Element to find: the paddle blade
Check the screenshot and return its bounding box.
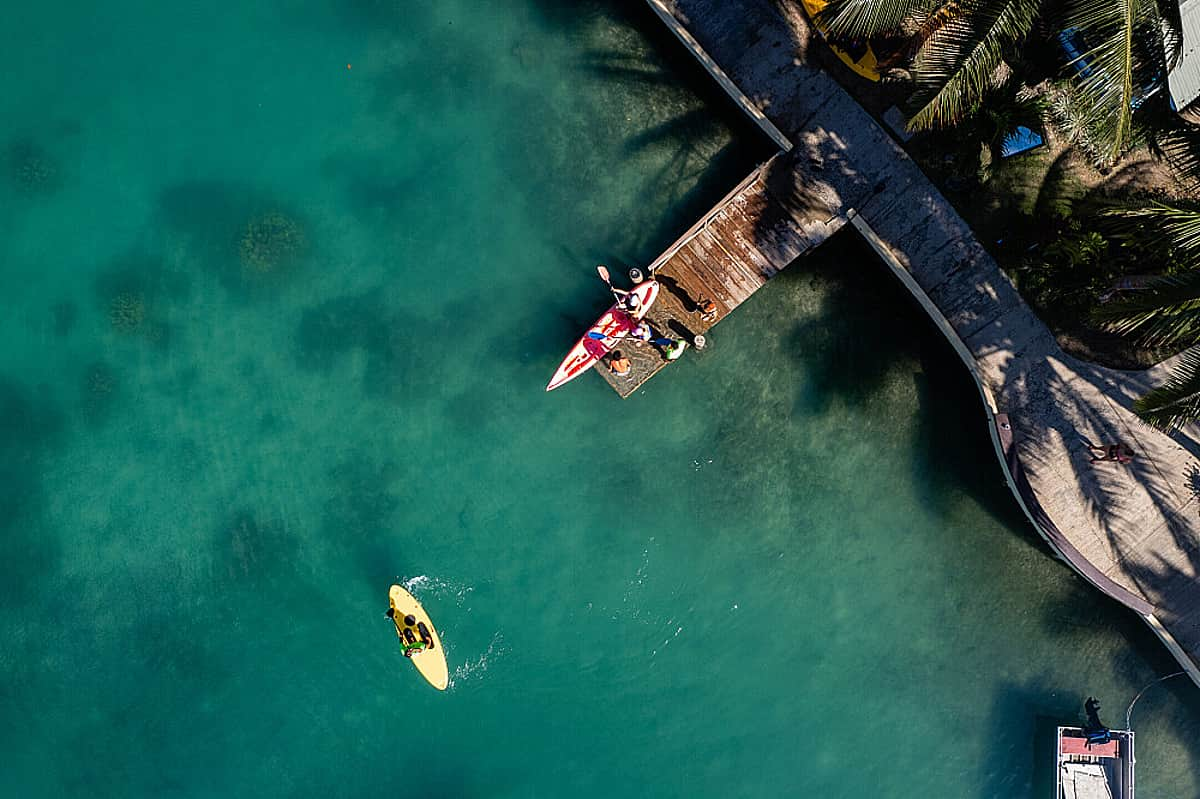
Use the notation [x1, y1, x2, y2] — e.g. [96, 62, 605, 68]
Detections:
[596, 265, 611, 284]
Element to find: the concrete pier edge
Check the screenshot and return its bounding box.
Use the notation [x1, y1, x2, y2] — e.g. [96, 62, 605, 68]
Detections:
[644, 0, 792, 152]
[851, 211, 1200, 688]
[643, 0, 1200, 687]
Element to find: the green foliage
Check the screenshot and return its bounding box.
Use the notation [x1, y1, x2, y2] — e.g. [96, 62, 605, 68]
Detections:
[1147, 120, 1200, 192]
[1105, 202, 1200, 273]
[1055, 0, 1166, 164]
[814, 0, 1200, 419]
[1097, 203, 1200, 344]
[1133, 346, 1200, 428]
[907, 0, 1042, 131]
[1093, 202, 1200, 427]
[973, 76, 1047, 163]
[1014, 214, 1119, 324]
[814, 0, 1176, 161]
[906, 75, 1046, 189]
[1044, 227, 1108, 267]
[238, 212, 306, 274]
[821, 0, 937, 38]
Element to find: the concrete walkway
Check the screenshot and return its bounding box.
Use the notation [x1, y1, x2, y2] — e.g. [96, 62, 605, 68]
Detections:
[649, 0, 1200, 682]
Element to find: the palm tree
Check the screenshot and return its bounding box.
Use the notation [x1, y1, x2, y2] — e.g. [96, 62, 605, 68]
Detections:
[812, 0, 1200, 425]
[1094, 201, 1200, 428]
[816, 0, 1179, 164]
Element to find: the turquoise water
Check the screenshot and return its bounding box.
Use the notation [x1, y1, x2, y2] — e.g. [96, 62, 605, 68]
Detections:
[2, 1, 1199, 796]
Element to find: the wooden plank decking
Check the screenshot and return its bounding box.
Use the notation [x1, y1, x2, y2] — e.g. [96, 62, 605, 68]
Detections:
[598, 150, 847, 397]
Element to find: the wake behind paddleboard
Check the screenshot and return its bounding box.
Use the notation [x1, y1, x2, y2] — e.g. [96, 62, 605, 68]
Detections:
[389, 584, 449, 690]
[546, 280, 660, 391]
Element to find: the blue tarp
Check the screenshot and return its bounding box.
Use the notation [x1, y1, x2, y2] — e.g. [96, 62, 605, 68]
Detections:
[1059, 27, 1168, 110]
[1001, 126, 1044, 158]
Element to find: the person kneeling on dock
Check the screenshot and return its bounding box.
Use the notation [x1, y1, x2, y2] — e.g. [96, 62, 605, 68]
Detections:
[609, 350, 632, 377]
[663, 338, 688, 361]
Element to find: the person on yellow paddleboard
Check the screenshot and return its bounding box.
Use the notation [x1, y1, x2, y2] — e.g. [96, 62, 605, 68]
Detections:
[387, 608, 436, 657]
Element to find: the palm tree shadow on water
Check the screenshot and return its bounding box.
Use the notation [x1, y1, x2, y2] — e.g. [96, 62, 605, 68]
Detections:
[593, 134, 754, 269]
[775, 228, 1034, 528]
[579, 50, 683, 91]
[698, 0, 1200, 609]
[529, 0, 668, 36]
[780, 230, 918, 414]
[541, 0, 773, 267]
[791, 234, 1200, 790]
[574, 89, 769, 267]
[907, 346, 1033, 529]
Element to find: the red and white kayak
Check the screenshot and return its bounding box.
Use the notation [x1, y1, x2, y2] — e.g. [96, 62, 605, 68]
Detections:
[546, 280, 660, 391]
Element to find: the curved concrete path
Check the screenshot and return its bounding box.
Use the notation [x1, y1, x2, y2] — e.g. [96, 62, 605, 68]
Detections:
[648, 0, 1200, 683]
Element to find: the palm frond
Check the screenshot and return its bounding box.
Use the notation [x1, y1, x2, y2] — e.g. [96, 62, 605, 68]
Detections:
[1157, 0, 1184, 69]
[1104, 202, 1200, 272]
[1134, 345, 1200, 428]
[978, 77, 1049, 154]
[1056, 0, 1166, 163]
[1095, 270, 1200, 345]
[906, 0, 1043, 130]
[1152, 121, 1200, 191]
[910, 1, 969, 51]
[819, 0, 939, 38]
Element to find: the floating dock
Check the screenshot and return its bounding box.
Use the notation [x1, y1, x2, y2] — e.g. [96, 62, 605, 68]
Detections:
[598, 150, 847, 397]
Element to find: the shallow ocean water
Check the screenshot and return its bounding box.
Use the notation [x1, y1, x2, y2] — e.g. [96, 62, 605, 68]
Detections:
[2, 1, 1199, 797]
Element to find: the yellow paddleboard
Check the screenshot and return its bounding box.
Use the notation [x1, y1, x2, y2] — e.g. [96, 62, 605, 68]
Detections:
[389, 584, 449, 690]
[801, 0, 882, 81]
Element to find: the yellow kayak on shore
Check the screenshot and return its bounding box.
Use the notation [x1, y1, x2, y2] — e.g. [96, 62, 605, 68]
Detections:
[389, 584, 449, 690]
[801, 0, 882, 81]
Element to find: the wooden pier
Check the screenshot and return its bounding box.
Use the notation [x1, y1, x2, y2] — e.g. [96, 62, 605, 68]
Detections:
[599, 149, 848, 397]
[640, 0, 1200, 683]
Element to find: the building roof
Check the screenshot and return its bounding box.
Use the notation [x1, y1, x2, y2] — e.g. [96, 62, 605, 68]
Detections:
[1168, 0, 1200, 110]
